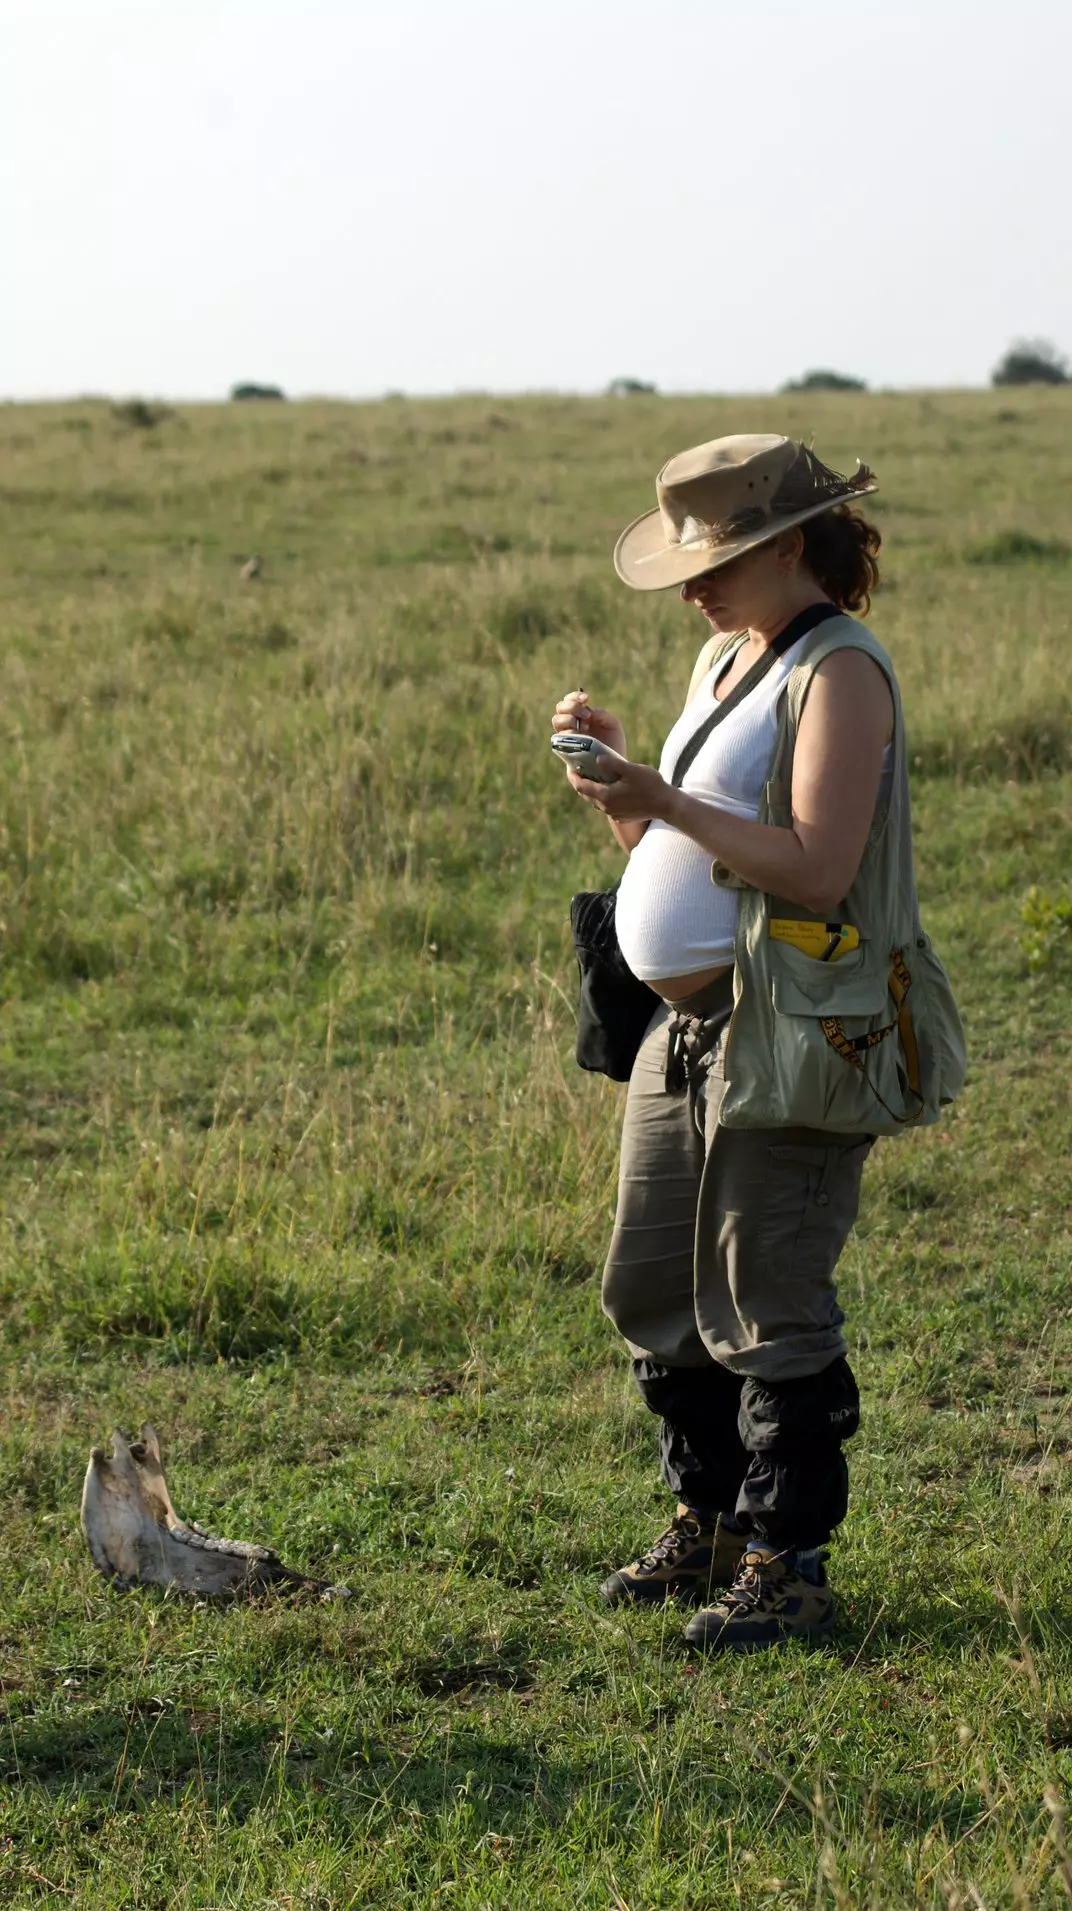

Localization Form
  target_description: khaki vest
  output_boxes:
[686,616,966,1135]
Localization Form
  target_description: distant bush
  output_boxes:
[1021,886,1072,974]
[910,709,1072,781]
[111,398,172,429]
[484,591,558,645]
[230,382,286,402]
[781,369,867,392]
[483,578,614,650]
[991,340,1069,387]
[606,377,657,396]
[965,530,1071,566]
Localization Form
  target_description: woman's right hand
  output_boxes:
[551,690,627,759]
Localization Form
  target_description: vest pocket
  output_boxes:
[765,943,910,1129]
[769,940,889,1018]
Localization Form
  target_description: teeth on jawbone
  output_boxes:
[80,1424,351,1602]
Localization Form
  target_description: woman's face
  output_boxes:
[679,531,803,631]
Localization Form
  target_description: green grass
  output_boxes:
[1,390,1072,1908]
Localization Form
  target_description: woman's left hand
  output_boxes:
[568,757,674,823]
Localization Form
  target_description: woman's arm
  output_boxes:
[571,649,894,915]
[606,816,650,853]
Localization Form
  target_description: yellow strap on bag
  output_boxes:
[769,919,925,1124]
[818,948,925,1126]
[769,918,861,963]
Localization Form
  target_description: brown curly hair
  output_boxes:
[799,505,882,615]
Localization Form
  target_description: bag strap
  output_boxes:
[685,633,733,707]
[670,620,803,788]
[818,948,925,1126]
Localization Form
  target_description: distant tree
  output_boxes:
[991,339,1069,387]
[781,369,867,393]
[606,377,658,396]
[230,382,286,402]
[111,398,172,428]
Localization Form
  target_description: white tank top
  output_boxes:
[615,636,807,981]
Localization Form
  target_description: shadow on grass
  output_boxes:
[836,1592,1072,1658]
[1,1706,610,1829]
[1,1704,991,1850]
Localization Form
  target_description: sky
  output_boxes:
[3,0,1070,399]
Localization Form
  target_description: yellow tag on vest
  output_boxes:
[769,919,861,962]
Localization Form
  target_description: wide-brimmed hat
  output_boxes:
[614,433,878,592]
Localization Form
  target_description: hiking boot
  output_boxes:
[684,1546,836,1651]
[599,1505,747,1607]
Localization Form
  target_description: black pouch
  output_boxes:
[569,884,660,1081]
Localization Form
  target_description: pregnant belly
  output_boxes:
[647,958,734,1003]
[615,819,740,985]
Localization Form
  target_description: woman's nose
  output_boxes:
[681,567,718,601]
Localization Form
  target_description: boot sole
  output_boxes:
[599,1572,735,1609]
[684,1612,836,1652]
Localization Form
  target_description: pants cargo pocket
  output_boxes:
[762,1138,871,1288]
[695,1112,874,1374]
[695,1131,872,1373]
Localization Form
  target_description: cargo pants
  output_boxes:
[601,972,872,1549]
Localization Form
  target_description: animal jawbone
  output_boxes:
[80,1424,349,1600]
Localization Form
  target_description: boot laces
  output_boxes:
[638,1512,704,1572]
[721,1549,789,1614]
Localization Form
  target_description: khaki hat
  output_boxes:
[614,433,877,592]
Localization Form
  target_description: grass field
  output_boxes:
[1,388,1072,1909]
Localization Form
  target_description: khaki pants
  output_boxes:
[602,983,871,1383]
[601,978,873,1545]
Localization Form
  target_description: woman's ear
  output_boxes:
[776,526,805,573]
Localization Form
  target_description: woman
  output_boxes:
[551,433,964,1652]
